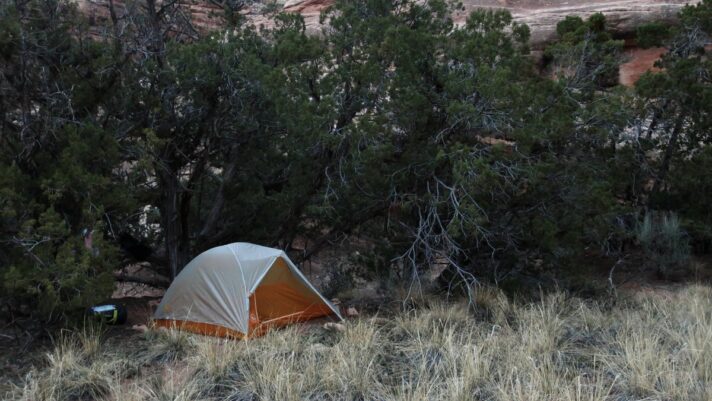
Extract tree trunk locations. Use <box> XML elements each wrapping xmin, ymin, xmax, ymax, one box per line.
<box><xmin>158</xmin><ymin>170</ymin><xmax>189</xmax><ymax>280</ymax></box>
<box><xmin>198</xmin><ymin>149</ymin><xmax>239</xmax><ymax>243</ymax></box>
<box><xmin>649</xmin><ymin>113</ymin><xmax>686</xmax><ymax>205</ymax></box>
<box><xmin>145</xmin><ymin>0</ymin><xmax>166</xmax><ymax>68</ymax></box>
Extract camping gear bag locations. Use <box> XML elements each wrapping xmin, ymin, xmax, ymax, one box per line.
<box><xmin>88</xmin><ymin>303</ymin><xmax>127</xmax><ymax>325</ymax></box>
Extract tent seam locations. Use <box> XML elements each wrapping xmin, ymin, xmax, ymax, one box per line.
<box><xmin>228</xmin><ymin>244</ymin><xmax>251</xmax><ymax>333</ymax></box>
<box><xmin>249</xmin><ymin>255</ymin><xmax>279</xmax><ymax>294</ymax></box>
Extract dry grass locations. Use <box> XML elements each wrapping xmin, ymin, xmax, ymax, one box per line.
<box><xmin>6</xmin><ymin>284</ymin><xmax>712</xmax><ymax>401</ymax></box>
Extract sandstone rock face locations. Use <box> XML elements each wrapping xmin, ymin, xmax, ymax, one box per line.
<box><xmin>74</xmin><ymin>0</ymin><xmax>699</xmax><ymax>84</ymax></box>
<box><xmin>278</xmin><ymin>0</ymin><xmax>695</xmax><ymax>48</ymax></box>
<box><xmin>76</xmin><ymin>0</ymin><xmax>224</xmax><ymax>32</ymax></box>
<box><xmin>457</xmin><ymin>1</ymin><xmax>695</xmax><ymax>49</ymax></box>
<box><xmin>277</xmin><ymin>0</ymin><xmax>698</xmax><ymax>85</ymax></box>
<box><xmin>76</xmin><ymin>0</ymin><xmax>697</xmax><ymax>45</ymax></box>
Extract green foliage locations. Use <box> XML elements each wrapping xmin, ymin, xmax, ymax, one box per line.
<box><xmin>664</xmin><ymin>146</ymin><xmax>712</xmax><ymax>252</ymax></box>
<box><xmin>556</xmin><ymin>15</ymin><xmax>585</xmax><ymax>37</ymax></box>
<box><xmin>0</xmin><ymin>1</ymin><xmax>128</xmax><ymax>322</ymax></box>
<box><xmin>636</xmin><ymin>22</ymin><xmax>671</xmax><ymax>48</ymax></box>
<box><xmin>636</xmin><ymin>212</ymin><xmax>690</xmax><ymax>276</ymax></box>
<box><xmin>632</xmin><ymin>0</ymin><xmax>712</xmax><ymax>247</ymax></box>
<box><xmin>0</xmin><ymin>124</ymin><xmax>123</xmax><ymax>320</ymax></box>
<box><xmin>305</xmin><ymin>3</ymin><xmax>629</xmax><ymax>285</ymax></box>
<box><xmin>546</xmin><ymin>12</ymin><xmax>624</xmax><ymax>89</ymax></box>
<box><xmin>2</xmin><ymin>0</ymin><xmax>711</xmax><ymax>321</ymax></box>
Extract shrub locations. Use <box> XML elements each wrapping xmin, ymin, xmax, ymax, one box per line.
<box><xmin>636</xmin><ymin>212</ymin><xmax>691</xmax><ymax>276</ymax></box>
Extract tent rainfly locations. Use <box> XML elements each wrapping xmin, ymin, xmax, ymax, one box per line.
<box><xmin>154</xmin><ymin>242</ymin><xmax>342</xmax><ymax>338</ymax></box>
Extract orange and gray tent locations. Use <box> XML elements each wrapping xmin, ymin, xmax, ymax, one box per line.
<box><xmin>154</xmin><ymin>242</ymin><xmax>341</xmax><ymax>338</ymax></box>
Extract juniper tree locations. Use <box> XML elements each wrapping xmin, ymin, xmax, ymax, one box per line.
<box><xmin>0</xmin><ymin>0</ymin><xmax>128</xmax><ymax>321</ymax></box>
<box><xmin>634</xmin><ymin>0</ymin><xmax>712</xmax><ymax>247</ymax></box>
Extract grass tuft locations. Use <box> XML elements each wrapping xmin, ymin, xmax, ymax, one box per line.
<box><xmin>6</xmin><ymin>284</ymin><xmax>712</xmax><ymax>400</ymax></box>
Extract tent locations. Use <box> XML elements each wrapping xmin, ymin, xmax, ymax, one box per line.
<box><xmin>154</xmin><ymin>242</ymin><xmax>342</xmax><ymax>338</ymax></box>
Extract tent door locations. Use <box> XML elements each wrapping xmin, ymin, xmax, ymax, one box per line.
<box><xmin>247</xmin><ymin>257</ymin><xmax>334</xmax><ymax>335</ymax></box>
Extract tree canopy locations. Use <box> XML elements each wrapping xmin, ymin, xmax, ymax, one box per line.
<box><xmin>1</xmin><ymin>0</ymin><xmax>710</xmax><ymax>321</ymax></box>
